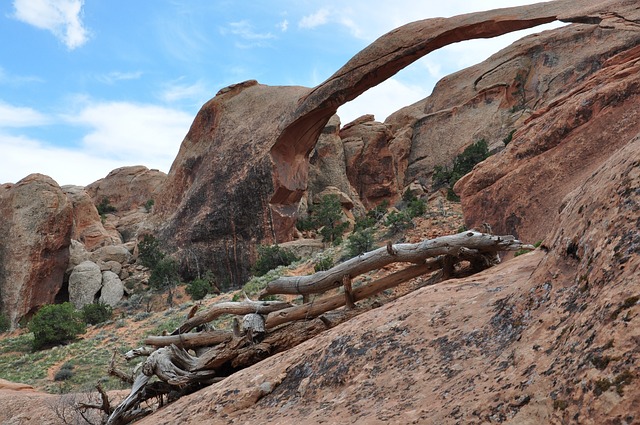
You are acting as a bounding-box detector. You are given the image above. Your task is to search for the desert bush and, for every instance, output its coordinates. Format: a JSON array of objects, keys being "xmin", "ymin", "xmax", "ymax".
[
  {"xmin": 0, "ymin": 313, "xmax": 10, "ymax": 333},
  {"xmin": 403, "ymin": 190, "xmax": 427, "ymax": 218},
  {"xmin": 186, "ymin": 278, "xmax": 212, "ymax": 300},
  {"xmin": 148, "ymin": 257, "xmax": 180, "ymax": 290},
  {"xmin": 96, "ymin": 197, "xmax": 117, "ymax": 215},
  {"xmin": 314, "ymin": 256, "xmax": 334, "ymax": 272},
  {"xmin": 54, "ymin": 363, "xmax": 75, "ymax": 381},
  {"xmin": 384, "ymin": 210, "xmax": 413, "ymax": 233},
  {"xmin": 137, "ymin": 234, "xmax": 165, "ymax": 269},
  {"xmin": 29, "ymin": 303, "xmax": 86, "ymax": 350},
  {"xmin": 144, "ymin": 199, "xmax": 154, "ymax": 212},
  {"xmin": 346, "ymin": 228, "xmax": 376, "ymax": 257},
  {"xmin": 252, "ymin": 245, "xmax": 299, "ymax": 277},
  {"xmin": 300, "ymin": 195, "xmax": 349, "ymax": 244},
  {"xmin": 432, "ymin": 139, "xmax": 490, "ymax": 201},
  {"xmin": 81, "ymin": 303, "xmax": 113, "ymax": 325}
]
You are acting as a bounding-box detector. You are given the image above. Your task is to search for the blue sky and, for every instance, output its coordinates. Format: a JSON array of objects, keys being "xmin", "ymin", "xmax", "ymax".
[{"xmin": 0, "ymin": 0, "xmax": 562, "ymax": 186}]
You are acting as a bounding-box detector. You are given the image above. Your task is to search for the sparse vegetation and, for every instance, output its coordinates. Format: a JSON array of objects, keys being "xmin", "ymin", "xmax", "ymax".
[
  {"xmin": 54, "ymin": 362, "xmax": 75, "ymax": 382},
  {"xmin": 432, "ymin": 139, "xmax": 490, "ymax": 201},
  {"xmin": 137, "ymin": 234, "xmax": 165, "ymax": 269},
  {"xmin": 346, "ymin": 228, "xmax": 376, "ymax": 257},
  {"xmin": 314, "ymin": 255, "xmax": 334, "ymax": 272},
  {"xmin": 148, "ymin": 257, "xmax": 180, "ymax": 291},
  {"xmin": 144, "ymin": 199, "xmax": 155, "ymax": 212},
  {"xmin": 385, "ymin": 210, "xmax": 413, "ymax": 233},
  {"xmin": 252, "ymin": 245, "xmax": 299, "ymax": 277},
  {"xmin": 81, "ymin": 303, "xmax": 113, "ymax": 325},
  {"xmin": 0, "ymin": 313, "xmax": 10, "ymax": 333},
  {"xmin": 298, "ymin": 195, "xmax": 349, "ymax": 244},
  {"xmin": 186, "ymin": 278, "xmax": 212, "ymax": 300},
  {"xmin": 29, "ymin": 303, "xmax": 86, "ymax": 350},
  {"xmin": 96, "ymin": 197, "xmax": 117, "ymax": 216}
]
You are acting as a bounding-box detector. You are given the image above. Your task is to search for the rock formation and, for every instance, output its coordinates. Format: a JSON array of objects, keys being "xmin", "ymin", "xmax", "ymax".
[
  {"xmin": 152, "ymin": 0, "xmax": 635, "ymax": 286},
  {"xmin": 68, "ymin": 260, "xmax": 103, "ymax": 309},
  {"xmin": 63, "ymin": 185, "xmax": 121, "ymax": 250},
  {"xmin": 454, "ymin": 21, "xmax": 640, "ymax": 243},
  {"xmin": 0, "ymin": 174, "xmax": 73, "ymax": 327},
  {"xmin": 86, "ymin": 165, "xmax": 166, "ymax": 213}
]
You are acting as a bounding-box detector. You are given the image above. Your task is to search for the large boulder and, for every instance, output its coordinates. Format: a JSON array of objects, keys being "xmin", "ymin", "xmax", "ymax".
[
  {"xmin": 68, "ymin": 260, "xmax": 103, "ymax": 309},
  {"xmin": 99, "ymin": 271, "xmax": 124, "ymax": 307},
  {"xmin": 0, "ymin": 174, "xmax": 73, "ymax": 327},
  {"xmin": 150, "ymin": 0, "xmax": 638, "ymax": 287},
  {"xmin": 86, "ymin": 165, "xmax": 166, "ymax": 213},
  {"xmin": 63, "ymin": 185, "xmax": 121, "ymax": 250},
  {"xmin": 90, "ymin": 245, "xmax": 132, "ymax": 265}
]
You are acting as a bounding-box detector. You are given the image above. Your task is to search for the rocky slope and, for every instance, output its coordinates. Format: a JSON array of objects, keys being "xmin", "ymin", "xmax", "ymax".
[{"xmin": 137, "ymin": 122, "xmax": 640, "ymax": 425}]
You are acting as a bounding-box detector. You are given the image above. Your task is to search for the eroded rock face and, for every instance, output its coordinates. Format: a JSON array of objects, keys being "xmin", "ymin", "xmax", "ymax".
[
  {"xmin": 63, "ymin": 185, "xmax": 121, "ymax": 251},
  {"xmin": 455, "ymin": 24, "xmax": 640, "ymax": 242},
  {"xmin": 340, "ymin": 115, "xmax": 398, "ymax": 209},
  {"xmin": 86, "ymin": 165, "xmax": 166, "ymax": 213},
  {"xmin": 0, "ymin": 174, "xmax": 73, "ymax": 327}
]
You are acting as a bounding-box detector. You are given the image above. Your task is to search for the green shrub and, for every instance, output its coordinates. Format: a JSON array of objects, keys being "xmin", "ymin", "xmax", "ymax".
[
  {"xmin": 299, "ymin": 195, "xmax": 349, "ymax": 244},
  {"xmin": 29, "ymin": 303, "xmax": 86, "ymax": 350},
  {"xmin": 353, "ymin": 215, "xmax": 376, "ymax": 232},
  {"xmin": 54, "ymin": 362, "xmax": 75, "ymax": 381},
  {"xmin": 296, "ymin": 216, "xmax": 316, "ymax": 232},
  {"xmin": 81, "ymin": 303, "xmax": 113, "ymax": 325},
  {"xmin": 144, "ymin": 199, "xmax": 154, "ymax": 212},
  {"xmin": 406, "ymin": 197, "xmax": 426, "ymax": 218},
  {"xmin": 252, "ymin": 245, "xmax": 299, "ymax": 277},
  {"xmin": 346, "ymin": 228, "xmax": 376, "ymax": 257},
  {"xmin": 138, "ymin": 234, "xmax": 165, "ymax": 269},
  {"xmin": 0, "ymin": 314, "xmax": 10, "ymax": 333},
  {"xmin": 503, "ymin": 129, "xmax": 516, "ymax": 146},
  {"xmin": 148, "ymin": 257, "xmax": 180, "ymax": 290},
  {"xmin": 97, "ymin": 197, "xmax": 117, "ymax": 215},
  {"xmin": 367, "ymin": 200, "xmax": 390, "ymax": 222},
  {"xmin": 432, "ymin": 139, "xmax": 490, "ymax": 201},
  {"xmin": 186, "ymin": 278, "xmax": 211, "ymax": 300},
  {"xmin": 314, "ymin": 256, "xmax": 334, "ymax": 272},
  {"xmin": 385, "ymin": 210, "xmax": 413, "ymax": 233}
]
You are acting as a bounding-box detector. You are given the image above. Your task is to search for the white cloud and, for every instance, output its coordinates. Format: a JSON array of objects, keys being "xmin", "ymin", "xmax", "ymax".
[
  {"xmin": 299, "ymin": 8, "xmax": 330, "ymax": 29},
  {"xmin": 277, "ymin": 19, "xmax": 289, "ymax": 32},
  {"xmin": 0, "ymin": 101, "xmax": 51, "ymax": 127},
  {"xmin": 63, "ymin": 101, "xmax": 192, "ymax": 163},
  {"xmin": 96, "ymin": 71, "xmax": 143, "ymax": 85},
  {"xmin": 337, "ymin": 78, "xmax": 429, "ymax": 125},
  {"xmin": 0, "ymin": 99, "xmax": 193, "ymax": 186},
  {"xmin": 0, "ymin": 67, "xmax": 44, "ymax": 85},
  {"xmin": 12, "ymin": 0, "xmax": 89, "ymax": 49},
  {"xmin": 0, "ymin": 132, "xmax": 125, "ymax": 186},
  {"xmin": 220, "ymin": 20, "xmax": 276, "ymax": 48}
]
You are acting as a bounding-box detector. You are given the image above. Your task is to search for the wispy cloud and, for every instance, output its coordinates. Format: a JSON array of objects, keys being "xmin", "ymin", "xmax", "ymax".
[
  {"xmin": 298, "ymin": 8, "xmax": 330, "ymax": 29},
  {"xmin": 277, "ymin": 19, "xmax": 289, "ymax": 32},
  {"xmin": 0, "ymin": 67, "xmax": 44, "ymax": 85},
  {"xmin": 160, "ymin": 79, "xmax": 209, "ymax": 103},
  {"xmin": 0, "ymin": 100, "xmax": 51, "ymax": 127},
  {"xmin": 95, "ymin": 71, "xmax": 143, "ymax": 85},
  {"xmin": 12, "ymin": 0, "xmax": 90, "ymax": 50},
  {"xmin": 221, "ymin": 20, "xmax": 275, "ymax": 48}
]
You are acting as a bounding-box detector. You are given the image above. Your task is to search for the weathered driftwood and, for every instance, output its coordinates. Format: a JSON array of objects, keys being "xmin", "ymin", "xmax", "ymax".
[
  {"xmin": 265, "ymin": 257, "xmax": 444, "ymax": 328},
  {"xmin": 171, "ymin": 299, "xmax": 293, "ymax": 335},
  {"xmin": 145, "ymin": 330, "xmax": 232, "ymax": 348},
  {"xmin": 260, "ymin": 231, "xmax": 532, "ymax": 297}
]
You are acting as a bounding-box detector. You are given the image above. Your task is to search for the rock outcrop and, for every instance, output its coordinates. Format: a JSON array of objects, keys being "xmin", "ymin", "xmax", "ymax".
[
  {"xmin": 152, "ymin": 0, "xmax": 634, "ymax": 286},
  {"xmin": 0, "ymin": 174, "xmax": 73, "ymax": 327},
  {"xmin": 340, "ymin": 115, "xmax": 398, "ymax": 209},
  {"xmin": 454, "ymin": 22, "xmax": 640, "ymax": 244},
  {"xmin": 63, "ymin": 185, "xmax": 121, "ymax": 250},
  {"xmin": 86, "ymin": 165, "xmax": 166, "ymax": 213}
]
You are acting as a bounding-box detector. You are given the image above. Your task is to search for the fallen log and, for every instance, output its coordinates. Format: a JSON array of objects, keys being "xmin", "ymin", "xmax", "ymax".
[
  {"xmin": 265, "ymin": 256, "xmax": 444, "ymax": 328},
  {"xmin": 171, "ymin": 299, "xmax": 293, "ymax": 335},
  {"xmin": 260, "ymin": 230, "xmax": 532, "ymax": 297},
  {"xmin": 145, "ymin": 330, "xmax": 233, "ymax": 349}
]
